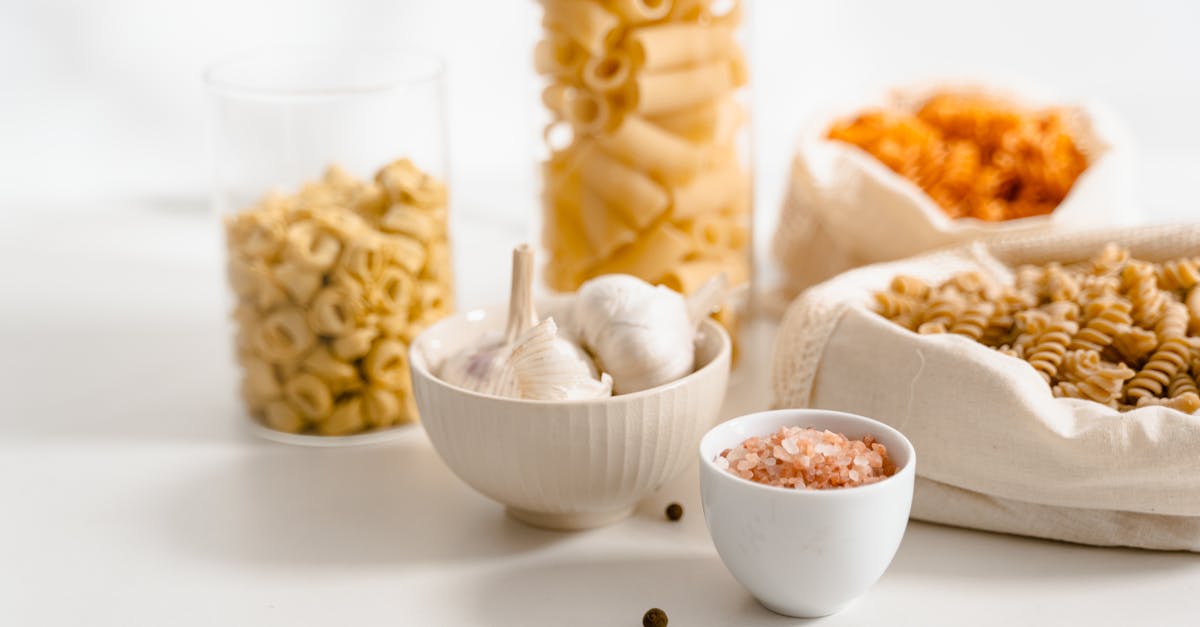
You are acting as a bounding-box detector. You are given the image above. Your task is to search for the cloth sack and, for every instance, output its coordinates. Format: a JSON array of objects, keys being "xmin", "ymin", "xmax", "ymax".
[
  {"xmin": 772, "ymin": 224, "xmax": 1200, "ymax": 551},
  {"xmin": 770, "ymin": 81, "xmax": 1136, "ymax": 299}
]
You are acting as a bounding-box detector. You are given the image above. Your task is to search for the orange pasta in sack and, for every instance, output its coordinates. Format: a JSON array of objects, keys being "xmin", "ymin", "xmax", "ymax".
[{"xmin": 827, "ymin": 93, "xmax": 1089, "ymax": 222}]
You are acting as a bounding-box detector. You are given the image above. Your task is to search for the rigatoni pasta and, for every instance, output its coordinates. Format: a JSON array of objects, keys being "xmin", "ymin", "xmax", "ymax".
[
  {"xmin": 538, "ymin": 0, "xmax": 750, "ymax": 339},
  {"xmin": 225, "ymin": 160, "xmax": 453, "ymax": 435}
]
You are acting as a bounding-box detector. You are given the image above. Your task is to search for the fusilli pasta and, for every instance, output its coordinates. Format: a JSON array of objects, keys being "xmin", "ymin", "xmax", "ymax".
[{"xmin": 872, "ymin": 243, "xmax": 1200, "ymax": 413}]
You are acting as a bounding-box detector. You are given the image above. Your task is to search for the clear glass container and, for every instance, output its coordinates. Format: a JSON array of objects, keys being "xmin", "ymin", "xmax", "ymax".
[
  {"xmin": 205, "ymin": 46, "xmax": 452, "ymax": 442},
  {"xmin": 535, "ymin": 0, "xmax": 753, "ymax": 355}
]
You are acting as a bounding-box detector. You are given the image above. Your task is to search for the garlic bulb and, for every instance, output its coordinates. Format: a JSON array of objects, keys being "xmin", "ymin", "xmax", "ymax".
[
  {"xmin": 438, "ymin": 245, "xmax": 612, "ymax": 401},
  {"xmin": 572, "ymin": 273, "xmax": 726, "ymax": 394},
  {"xmin": 492, "ymin": 318, "xmax": 613, "ymax": 400}
]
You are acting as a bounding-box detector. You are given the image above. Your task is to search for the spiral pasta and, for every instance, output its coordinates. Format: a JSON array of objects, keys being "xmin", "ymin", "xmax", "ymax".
[
  {"xmin": 1069, "ymin": 297, "xmax": 1131, "ymax": 352},
  {"xmin": 872, "ymin": 243, "xmax": 1200, "ymax": 413},
  {"xmin": 827, "ymin": 92, "xmax": 1088, "ymax": 222}
]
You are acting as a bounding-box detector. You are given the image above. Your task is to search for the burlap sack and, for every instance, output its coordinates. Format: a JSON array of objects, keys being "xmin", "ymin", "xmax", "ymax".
[
  {"xmin": 772, "ymin": 225, "xmax": 1200, "ymax": 551},
  {"xmin": 770, "ymin": 82, "xmax": 1136, "ymax": 299}
]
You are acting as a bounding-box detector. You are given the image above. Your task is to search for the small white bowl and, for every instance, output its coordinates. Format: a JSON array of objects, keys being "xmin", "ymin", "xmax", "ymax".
[
  {"xmin": 410, "ymin": 299, "xmax": 731, "ymax": 531},
  {"xmin": 699, "ymin": 409, "xmax": 916, "ymax": 618}
]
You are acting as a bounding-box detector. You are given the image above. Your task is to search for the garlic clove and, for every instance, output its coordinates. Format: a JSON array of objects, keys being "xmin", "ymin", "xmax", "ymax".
[
  {"xmin": 437, "ymin": 245, "xmax": 538, "ymax": 396},
  {"xmin": 498, "ymin": 317, "xmax": 613, "ymax": 400},
  {"xmin": 438, "ymin": 331, "xmax": 513, "ymax": 395}
]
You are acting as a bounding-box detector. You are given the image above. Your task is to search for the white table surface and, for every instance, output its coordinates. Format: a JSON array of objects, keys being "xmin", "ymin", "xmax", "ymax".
[{"xmin": 3, "ymin": 202, "xmax": 1200, "ymax": 627}]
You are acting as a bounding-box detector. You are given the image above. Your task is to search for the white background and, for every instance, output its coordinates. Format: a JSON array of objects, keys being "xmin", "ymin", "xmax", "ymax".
[
  {"xmin": 3, "ymin": 1, "xmax": 1200, "ymax": 625},
  {"xmin": 4, "ymin": 0, "xmax": 1199, "ymax": 219}
]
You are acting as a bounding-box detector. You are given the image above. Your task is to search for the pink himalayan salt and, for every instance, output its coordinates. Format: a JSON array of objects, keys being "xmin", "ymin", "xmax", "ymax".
[{"xmin": 716, "ymin": 426, "xmax": 896, "ymax": 489}]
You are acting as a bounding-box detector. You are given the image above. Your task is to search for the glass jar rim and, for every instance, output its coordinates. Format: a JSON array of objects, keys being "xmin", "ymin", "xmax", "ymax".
[{"xmin": 203, "ymin": 45, "xmax": 444, "ymax": 99}]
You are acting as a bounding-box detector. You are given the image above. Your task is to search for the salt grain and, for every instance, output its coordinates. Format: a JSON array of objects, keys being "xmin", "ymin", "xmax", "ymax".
[{"xmin": 717, "ymin": 426, "xmax": 896, "ymax": 490}]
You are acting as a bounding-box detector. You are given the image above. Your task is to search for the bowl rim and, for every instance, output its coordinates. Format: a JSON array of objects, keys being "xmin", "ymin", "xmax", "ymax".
[
  {"xmin": 409, "ymin": 306, "xmax": 732, "ymax": 407},
  {"xmin": 700, "ymin": 408, "xmax": 916, "ymax": 498}
]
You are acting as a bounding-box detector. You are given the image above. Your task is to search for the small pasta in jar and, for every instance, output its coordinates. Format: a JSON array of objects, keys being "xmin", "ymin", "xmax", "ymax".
[{"xmin": 224, "ymin": 160, "xmax": 453, "ymax": 436}]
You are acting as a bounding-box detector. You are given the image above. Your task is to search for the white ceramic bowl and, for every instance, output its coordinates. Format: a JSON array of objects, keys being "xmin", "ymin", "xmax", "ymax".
[
  {"xmin": 410, "ymin": 300, "xmax": 731, "ymax": 531},
  {"xmin": 699, "ymin": 409, "xmax": 916, "ymax": 618}
]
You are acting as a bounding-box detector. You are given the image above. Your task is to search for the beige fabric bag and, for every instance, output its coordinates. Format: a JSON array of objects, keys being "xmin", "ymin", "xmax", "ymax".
[
  {"xmin": 770, "ymin": 82, "xmax": 1136, "ymax": 299},
  {"xmin": 772, "ymin": 225, "xmax": 1200, "ymax": 551}
]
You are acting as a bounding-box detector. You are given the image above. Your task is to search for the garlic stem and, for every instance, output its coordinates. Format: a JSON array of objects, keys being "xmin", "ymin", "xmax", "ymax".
[
  {"xmin": 686, "ymin": 272, "xmax": 729, "ymax": 327},
  {"xmin": 505, "ymin": 244, "xmax": 537, "ymax": 344}
]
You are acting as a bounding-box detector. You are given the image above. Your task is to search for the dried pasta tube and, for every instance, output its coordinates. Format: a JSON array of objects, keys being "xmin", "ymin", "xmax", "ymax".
[
  {"xmin": 542, "ymin": 195, "xmax": 593, "ymax": 292},
  {"xmin": 582, "ymin": 49, "xmax": 633, "ymax": 93},
  {"xmin": 308, "ymin": 285, "xmax": 363, "ymax": 337},
  {"xmin": 709, "ymin": 98, "xmax": 748, "ymax": 146},
  {"xmin": 364, "ymin": 339, "xmax": 412, "ymax": 390},
  {"xmin": 667, "ymin": 0, "xmax": 705, "ymax": 20},
  {"xmin": 542, "ymin": 84, "xmax": 570, "ymax": 117},
  {"xmin": 609, "ymin": 0, "xmax": 671, "ymax": 22},
  {"xmin": 592, "ymin": 221, "xmax": 692, "ymax": 281},
  {"xmin": 562, "ymin": 87, "xmax": 617, "ymax": 134},
  {"xmin": 318, "ymin": 396, "xmax": 366, "ymax": 436},
  {"xmin": 633, "ymin": 61, "xmax": 733, "ymax": 116},
  {"xmin": 728, "ymin": 46, "xmax": 749, "ymax": 87},
  {"xmin": 541, "ymin": 0, "xmax": 621, "ymax": 56},
  {"xmin": 578, "ymin": 146, "xmax": 669, "ymax": 229},
  {"xmin": 625, "ymin": 23, "xmax": 735, "ymax": 71},
  {"xmin": 595, "ymin": 115, "xmax": 705, "ymax": 184},
  {"xmin": 580, "ymin": 188, "xmax": 638, "ymax": 258},
  {"xmin": 264, "ymin": 400, "xmax": 305, "ymax": 434},
  {"xmin": 646, "ymin": 98, "xmax": 722, "ymax": 141},
  {"xmin": 256, "ymin": 308, "xmax": 316, "ymax": 362},
  {"xmin": 684, "ymin": 213, "xmax": 736, "ymax": 256},
  {"xmin": 363, "ymin": 386, "xmax": 402, "ymax": 428},
  {"xmin": 534, "ymin": 33, "xmax": 586, "ymax": 78},
  {"xmin": 284, "ymin": 373, "xmax": 334, "ymax": 421},
  {"xmin": 671, "ymin": 159, "xmax": 745, "ymax": 219},
  {"xmin": 660, "ymin": 256, "xmax": 749, "ymax": 294}
]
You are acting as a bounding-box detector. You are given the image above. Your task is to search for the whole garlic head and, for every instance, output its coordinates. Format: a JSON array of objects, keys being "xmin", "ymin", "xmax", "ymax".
[
  {"xmin": 495, "ymin": 318, "xmax": 612, "ymax": 400},
  {"xmin": 438, "ymin": 331, "xmax": 507, "ymax": 394},
  {"xmin": 573, "ymin": 274, "xmax": 717, "ymax": 395},
  {"xmin": 437, "ymin": 244, "xmax": 613, "ymax": 401}
]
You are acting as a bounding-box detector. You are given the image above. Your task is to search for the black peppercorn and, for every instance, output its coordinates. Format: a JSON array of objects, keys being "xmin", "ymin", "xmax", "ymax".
[
  {"xmin": 665, "ymin": 502, "xmax": 683, "ymax": 521},
  {"xmin": 643, "ymin": 607, "xmax": 668, "ymax": 627}
]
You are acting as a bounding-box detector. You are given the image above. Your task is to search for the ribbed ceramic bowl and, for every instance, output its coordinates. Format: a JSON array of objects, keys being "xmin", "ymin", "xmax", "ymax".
[{"xmin": 410, "ymin": 299, "xmax": 731, "ymax": 531}]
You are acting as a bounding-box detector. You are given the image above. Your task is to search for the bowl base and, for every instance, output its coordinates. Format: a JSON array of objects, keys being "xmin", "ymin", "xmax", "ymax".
[
  {"xmin": 756, "ymin": 597, "xmax": 851, "ymax": 619},
  {"xmin": 506, "ymin": 505, "xmax": 635, "ymax": 531}
]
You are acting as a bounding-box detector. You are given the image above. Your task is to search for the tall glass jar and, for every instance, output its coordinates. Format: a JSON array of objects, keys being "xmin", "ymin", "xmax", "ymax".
[
  {"xmin": 535, "ymin": 0, "xmax": 752, "ymax": 351},
  {"xmin": 205, "ymin": 46, "xmax": 452, "ymax": 441}
]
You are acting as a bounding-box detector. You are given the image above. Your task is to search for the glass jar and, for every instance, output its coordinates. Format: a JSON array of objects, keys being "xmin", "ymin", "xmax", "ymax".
[
  {"xmin": 535, "ymin": 0, "xmax": 753, "ymax": 351},
  {"xmin": 205, "ymin": 46, "xmax": 452, "ymax": 439}
]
